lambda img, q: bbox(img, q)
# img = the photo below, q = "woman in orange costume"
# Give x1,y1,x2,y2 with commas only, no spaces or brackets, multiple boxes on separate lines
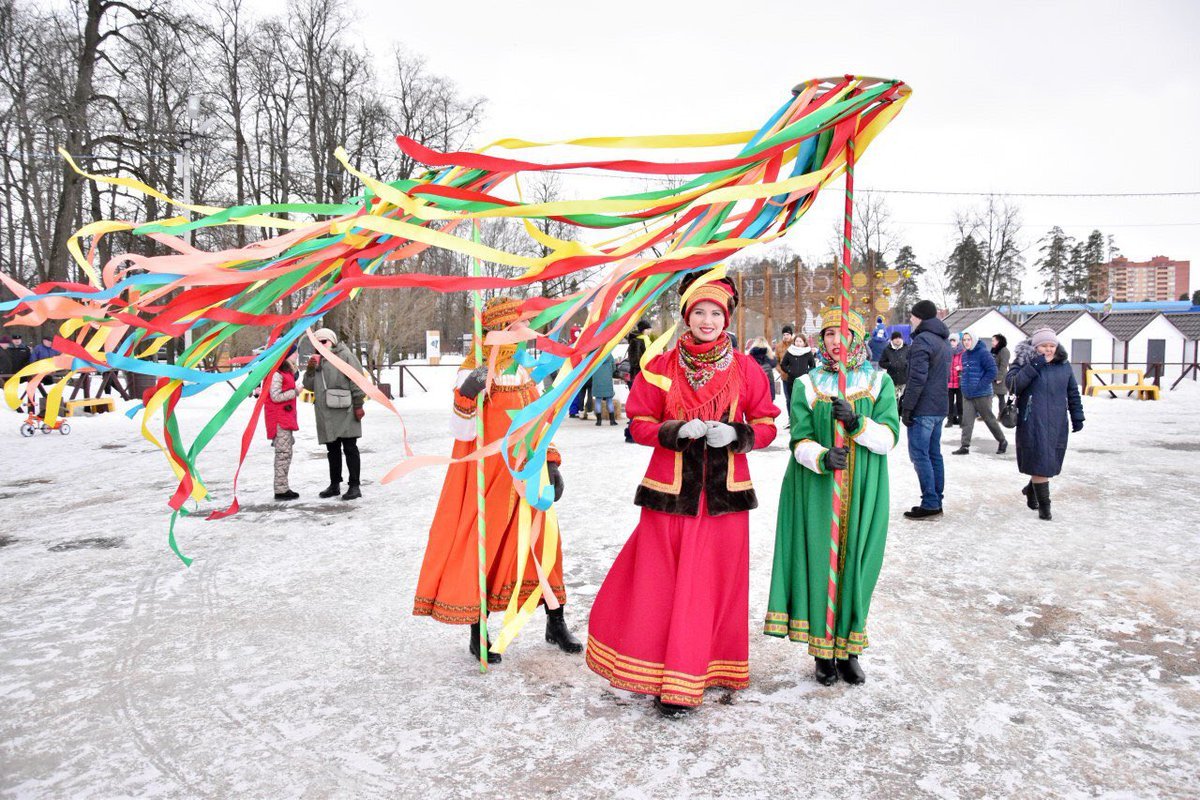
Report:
586,275,780,716
413,296,581,663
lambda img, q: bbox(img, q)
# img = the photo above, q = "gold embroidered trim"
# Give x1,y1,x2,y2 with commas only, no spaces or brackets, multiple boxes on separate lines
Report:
632,415,661,423
586,636,749,706
726,449,753,492
639,449,683,493
762,616,869,658
748,417,775,425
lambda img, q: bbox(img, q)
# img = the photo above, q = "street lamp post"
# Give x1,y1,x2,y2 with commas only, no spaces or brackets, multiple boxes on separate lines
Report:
176,94,203,350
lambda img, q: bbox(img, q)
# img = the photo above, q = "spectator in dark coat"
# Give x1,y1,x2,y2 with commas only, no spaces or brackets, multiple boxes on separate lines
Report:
623,320,653,442
779,332,816,415
867,322,888,363
0,336,13,378
877,332,909,398
991,334,1010,415
953,333,1007,455
747,337,778,400
9,334,31,373
900,300,951,519
30,334,58,363
1005,328,1084,522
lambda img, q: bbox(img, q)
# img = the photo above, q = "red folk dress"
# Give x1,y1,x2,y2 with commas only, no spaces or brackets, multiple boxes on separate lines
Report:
585,340,779,707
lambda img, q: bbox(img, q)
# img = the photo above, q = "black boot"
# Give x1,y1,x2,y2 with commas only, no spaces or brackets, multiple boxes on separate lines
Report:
1034,481,1052,521
595,415,602,427
468,621,502,664
655,697,695,718
997,439,1008,454
319,483,341,499
274,490,299,501
836,655,866,685
814,657,839,686
609,411,618,426
1021,481,1038,510
341,483,361,501
544,606,583,653
952,446,969,455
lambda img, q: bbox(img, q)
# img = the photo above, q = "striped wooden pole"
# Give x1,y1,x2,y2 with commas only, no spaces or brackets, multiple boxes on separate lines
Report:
826,134,856,653
471,222,489,673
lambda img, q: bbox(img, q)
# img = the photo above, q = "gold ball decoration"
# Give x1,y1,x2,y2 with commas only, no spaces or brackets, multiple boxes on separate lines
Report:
826,295,835,304
902,270,912,279
874,271,883,280
882,287,892,296
852,272,868,288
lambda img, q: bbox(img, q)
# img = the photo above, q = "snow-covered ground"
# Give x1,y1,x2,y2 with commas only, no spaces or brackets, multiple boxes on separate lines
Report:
2,367,1198,799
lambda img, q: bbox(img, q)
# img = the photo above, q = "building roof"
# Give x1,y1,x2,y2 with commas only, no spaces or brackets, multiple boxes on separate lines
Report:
1164,312,1200,340
1021,309,1091,335
941,307,996,332
1099,310,1162,341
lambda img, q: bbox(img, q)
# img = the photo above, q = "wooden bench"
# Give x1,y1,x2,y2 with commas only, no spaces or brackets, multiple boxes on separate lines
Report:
1084,368,1160,400
65,397,117,415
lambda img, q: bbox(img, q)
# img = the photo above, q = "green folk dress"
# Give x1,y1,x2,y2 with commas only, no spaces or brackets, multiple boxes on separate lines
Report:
764,365,900,658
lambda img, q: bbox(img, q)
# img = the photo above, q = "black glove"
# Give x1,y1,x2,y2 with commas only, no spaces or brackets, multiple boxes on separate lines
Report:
822,446,849,472
902,408,914,428
547,461,565,501
831,397,861,431
458,366,488,400
1072,420,1084,433
1031,354,1047,367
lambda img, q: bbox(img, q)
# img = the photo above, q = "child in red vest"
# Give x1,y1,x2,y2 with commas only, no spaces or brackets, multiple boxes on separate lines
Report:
264,349,300,500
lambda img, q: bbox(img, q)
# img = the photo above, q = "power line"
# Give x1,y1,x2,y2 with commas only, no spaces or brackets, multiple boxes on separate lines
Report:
862,189,1200,198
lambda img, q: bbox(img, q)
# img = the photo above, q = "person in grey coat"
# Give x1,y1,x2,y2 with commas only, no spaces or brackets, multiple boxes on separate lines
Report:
303,327,366,500
591,352,618,426
991,334,1010,416
1005,328,1085,521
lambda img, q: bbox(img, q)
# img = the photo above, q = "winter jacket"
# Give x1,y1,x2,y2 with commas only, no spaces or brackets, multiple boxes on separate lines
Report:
900,316,951,418
30,343,58,363
628,350,779,517
878,342,909,386
947,347,963,388
1005,341,1085,478
780,345,816,382
0,348,13,376
992,346,1010,394
8,344,30,373
591,353,616,399
626,331,652,378
748,346,777,399
264,369,299,439
303,342,366,444
959,339,997,399
868,334,887,363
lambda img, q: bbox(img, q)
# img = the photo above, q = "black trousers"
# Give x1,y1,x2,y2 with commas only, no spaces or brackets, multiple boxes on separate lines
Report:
326,437,361,486
948,388,964,424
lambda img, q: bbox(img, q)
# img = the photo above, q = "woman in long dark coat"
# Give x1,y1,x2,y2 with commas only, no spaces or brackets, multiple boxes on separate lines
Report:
1005,328,1084,521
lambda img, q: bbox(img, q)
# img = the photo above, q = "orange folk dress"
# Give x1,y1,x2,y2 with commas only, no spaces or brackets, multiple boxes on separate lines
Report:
413,364,566,624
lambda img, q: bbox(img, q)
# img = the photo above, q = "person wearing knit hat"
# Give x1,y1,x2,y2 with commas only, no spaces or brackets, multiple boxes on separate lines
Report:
414,294,582,663
900,299,952,519
764,305,900,687
586,272,780,716
1005,328,1085,521
303,327,367,501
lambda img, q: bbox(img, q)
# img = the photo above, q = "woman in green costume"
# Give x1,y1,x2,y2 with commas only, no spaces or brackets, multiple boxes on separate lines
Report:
764,308,899,686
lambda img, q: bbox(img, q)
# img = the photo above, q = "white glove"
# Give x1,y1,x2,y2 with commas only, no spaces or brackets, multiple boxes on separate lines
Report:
677,418,708,440
705,421,737,448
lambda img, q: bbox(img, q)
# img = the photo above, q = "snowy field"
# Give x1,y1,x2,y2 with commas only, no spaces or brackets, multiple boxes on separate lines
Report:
1,366,1198,799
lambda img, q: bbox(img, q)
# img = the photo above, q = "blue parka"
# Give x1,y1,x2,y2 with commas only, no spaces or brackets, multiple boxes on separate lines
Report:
590,352,616,400
900,316,951,417
1005,340,1085,477
959,339,997,399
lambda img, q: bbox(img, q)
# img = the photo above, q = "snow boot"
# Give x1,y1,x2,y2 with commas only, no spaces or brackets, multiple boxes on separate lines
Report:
469,621,502,664
836,655,866,685
655,697,695,718
814,657,839,686
1034,481,1052,521
341,483,361,501
997,440,1008,454
319,483,341,499
608,410,618,426
595,415,603,426
545,606,583,653
274,490,299,501
1021,481,1038,510
952,446,969,455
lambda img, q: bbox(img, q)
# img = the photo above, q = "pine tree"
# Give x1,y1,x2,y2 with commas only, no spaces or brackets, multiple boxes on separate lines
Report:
1035,226,1073,303
1080,230,1107,301
892,245,924,323
946,235,984,307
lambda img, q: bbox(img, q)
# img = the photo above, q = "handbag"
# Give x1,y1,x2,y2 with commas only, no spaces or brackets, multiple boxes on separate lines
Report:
325,388,352,409
999,395,1018,428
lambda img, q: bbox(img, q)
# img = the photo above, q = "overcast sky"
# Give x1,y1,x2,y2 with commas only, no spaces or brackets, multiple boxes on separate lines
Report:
248,0,1200,297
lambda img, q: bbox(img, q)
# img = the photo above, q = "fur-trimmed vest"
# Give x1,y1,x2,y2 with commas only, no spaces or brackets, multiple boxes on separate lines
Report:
626,350,780,517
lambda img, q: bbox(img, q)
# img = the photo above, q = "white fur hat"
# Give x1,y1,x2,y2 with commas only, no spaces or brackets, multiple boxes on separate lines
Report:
313,328,338,346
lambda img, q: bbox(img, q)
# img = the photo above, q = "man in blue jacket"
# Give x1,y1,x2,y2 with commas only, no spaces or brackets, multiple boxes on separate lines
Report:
952,332,1008,456
900,300,951,519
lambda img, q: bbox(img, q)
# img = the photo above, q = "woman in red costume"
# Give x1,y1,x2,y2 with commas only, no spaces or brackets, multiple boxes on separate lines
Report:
413,296,581,664
585,274,780,716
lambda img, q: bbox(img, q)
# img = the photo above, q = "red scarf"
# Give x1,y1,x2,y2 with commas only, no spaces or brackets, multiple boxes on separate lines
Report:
665,331,740,421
